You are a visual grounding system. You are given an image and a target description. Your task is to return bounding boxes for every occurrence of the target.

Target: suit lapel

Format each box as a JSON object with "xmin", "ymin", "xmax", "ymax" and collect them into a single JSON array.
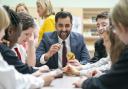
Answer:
[
  {"xmin": 48, "ymin": 31, "xmax": 58, "ymax": 45},
  {"xmin": 70, "ymin": 32, "xmax": 77, "ymax": 53},
  {"xmin": 49, "ymin": 31, "xmax": 59, "ymax": 67}
]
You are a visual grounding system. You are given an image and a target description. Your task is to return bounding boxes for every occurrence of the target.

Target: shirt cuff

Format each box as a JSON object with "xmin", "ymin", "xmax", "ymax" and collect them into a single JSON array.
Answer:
[
  {"xmin": 80, "ymin": 70, "xmax": 87, "ymax": 76},
  {"xmin": 40, "ymin": 54, "xmax": 47, "ymax": 64}
]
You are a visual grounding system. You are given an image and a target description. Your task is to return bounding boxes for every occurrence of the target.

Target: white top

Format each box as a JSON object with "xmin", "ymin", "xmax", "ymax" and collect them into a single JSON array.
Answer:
[
  {"xmin": 12, "ymin": 43, "xmax": 27, "ymax": 64},
  {"xmin": 40, "ymin": 35, "xmax": 71, "ymax": 68},
  {"xmin": 80, "ymin": 54, "xmax": 111, "ymax": 76},
  {"xmin": 0, "ymin": 53, "xmax": 44, "ymax": 89}
]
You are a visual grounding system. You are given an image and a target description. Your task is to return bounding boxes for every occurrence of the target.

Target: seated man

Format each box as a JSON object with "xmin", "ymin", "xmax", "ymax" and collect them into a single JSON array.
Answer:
[{"xmin": 36, "ymin": 11, "xmax": 90, "ymax": 69}]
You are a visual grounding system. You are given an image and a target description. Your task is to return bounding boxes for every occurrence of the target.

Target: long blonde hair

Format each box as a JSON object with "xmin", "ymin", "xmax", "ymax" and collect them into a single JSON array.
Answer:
[
  {"xmin": 0, "ymin": 6, "xmax": 10, "ymax": 31},
  {"xmin": 37, "ymin": 0, "xmax": 55, "ymax": 17}
]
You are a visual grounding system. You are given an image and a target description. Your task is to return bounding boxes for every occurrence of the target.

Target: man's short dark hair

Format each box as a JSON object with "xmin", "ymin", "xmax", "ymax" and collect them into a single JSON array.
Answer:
[
  {"xmin": 55, "ymin": 11, "xmax": 72, "ymax": 23},
  {"xmin": 96, "ymin": 11, "xmax": 109, "ymax": 21},
  {"xmin": 17, "ymin": 12, "xmax": 35, "ymax": 30}
]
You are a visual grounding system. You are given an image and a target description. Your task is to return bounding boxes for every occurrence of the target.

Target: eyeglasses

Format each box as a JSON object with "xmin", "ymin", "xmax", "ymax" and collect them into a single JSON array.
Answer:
[{"xmin": 56, "ymin": 23, "xmax": 72, "ymax": 28}]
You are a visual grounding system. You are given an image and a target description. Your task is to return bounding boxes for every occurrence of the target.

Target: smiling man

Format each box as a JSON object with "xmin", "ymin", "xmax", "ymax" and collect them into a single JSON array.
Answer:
[{"xmin": 36, "ymin": 11, "xmax": 90, "ymax": 69}]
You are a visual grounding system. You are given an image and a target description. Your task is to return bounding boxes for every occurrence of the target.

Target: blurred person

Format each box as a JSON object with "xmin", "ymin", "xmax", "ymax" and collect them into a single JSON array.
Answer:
[
  {"xmin": 36, "ymin": 0, "xmax": 55, "ymax": 44},
  {"xmin": 0, "ymin": 5, "xmax": 54, "ymax": 89},
  {"xmin": 2, "ymin": 5, "xmax": 48, "ymax": 75},
  {"xmin": 73, "ymin": 5, "xmax": 128, "ymax": 88},
  {"xmin": 15, "ymin": 3, "xmax": 39, "ymax": 48}
]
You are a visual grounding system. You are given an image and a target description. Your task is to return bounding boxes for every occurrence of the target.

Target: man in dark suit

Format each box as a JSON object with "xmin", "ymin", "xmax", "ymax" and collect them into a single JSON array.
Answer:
[
  {"xmin": 90, "ymin": 12, "xmax": 111, "ymax": 63},
  {"xmin": 36, "ymin": 11, "xmax": 90, "ymax": 69}
]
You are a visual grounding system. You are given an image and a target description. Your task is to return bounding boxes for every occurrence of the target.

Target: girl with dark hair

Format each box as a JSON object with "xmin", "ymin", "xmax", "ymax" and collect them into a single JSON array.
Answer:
[{"xmin": 0, "ymin": 5, "xmax": 54, "ymax": 89}]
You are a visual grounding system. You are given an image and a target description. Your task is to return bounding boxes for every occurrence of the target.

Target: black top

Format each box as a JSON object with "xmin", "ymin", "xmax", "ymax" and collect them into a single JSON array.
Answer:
[
  {"xmin": 90, "ymin": 38, "xmax": 107, "ymax": 63},
  {"xmin": 82, "ymin": 46, "xmax": 128, "ymax": 89},
  {"xmin": 0, "ymin": 44, "xmax": 37, "ymax": 74}
]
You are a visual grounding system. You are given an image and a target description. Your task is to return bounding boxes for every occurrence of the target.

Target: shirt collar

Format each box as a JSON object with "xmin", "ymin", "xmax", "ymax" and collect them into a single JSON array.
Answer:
[{"xmin": 58, "ymin": 34, "xmax": 70, "ymax": 44}]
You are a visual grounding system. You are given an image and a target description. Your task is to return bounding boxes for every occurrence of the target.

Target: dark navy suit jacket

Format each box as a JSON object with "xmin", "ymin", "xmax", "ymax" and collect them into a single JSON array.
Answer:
[{"xmin": 36, "ymin": 31, "xmax": 90, "ymax": 69}]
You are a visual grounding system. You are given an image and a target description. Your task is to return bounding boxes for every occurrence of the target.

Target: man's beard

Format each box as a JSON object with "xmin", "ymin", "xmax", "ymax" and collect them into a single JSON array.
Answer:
[{"xmin": 57, "ymin": 30, "xmax": 70, "ymax": 40}]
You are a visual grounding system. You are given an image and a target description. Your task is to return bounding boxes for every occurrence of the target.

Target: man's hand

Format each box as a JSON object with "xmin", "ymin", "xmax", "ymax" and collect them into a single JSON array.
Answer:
[{"xmin": 44, "ymin": 43, "xmax": 61, "ymax": 61}]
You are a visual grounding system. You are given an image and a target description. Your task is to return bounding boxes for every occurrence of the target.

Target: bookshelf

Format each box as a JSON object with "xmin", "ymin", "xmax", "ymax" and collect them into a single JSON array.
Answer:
[{"xmin": 83, "ymin": 8, "xmax": 110, "ymax": 57}]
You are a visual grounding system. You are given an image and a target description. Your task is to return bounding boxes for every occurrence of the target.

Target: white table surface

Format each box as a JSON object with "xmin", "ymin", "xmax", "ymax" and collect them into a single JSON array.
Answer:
[{"xmin": 43, "ymin": 75, "xmax": 81, "ymax": 89}]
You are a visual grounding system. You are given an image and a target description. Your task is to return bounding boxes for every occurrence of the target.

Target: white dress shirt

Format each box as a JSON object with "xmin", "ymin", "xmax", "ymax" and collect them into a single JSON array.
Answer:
[
  {"xmin": 12, "ymin": 43, "xmax": 27, "ymax": 64},
  {"xmin": 40, "ymin": 35, "xmax": 71, "ymax": 68},
  {"xmin": 0, "ymin": 53, "xmax": 44, "ymax": 89}
]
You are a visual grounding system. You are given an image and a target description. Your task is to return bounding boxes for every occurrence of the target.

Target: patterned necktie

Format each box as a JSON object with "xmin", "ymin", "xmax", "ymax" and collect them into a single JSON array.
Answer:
[{"xmin": 62, "ymin": 41, "xmax": 67, "ymax": 67}]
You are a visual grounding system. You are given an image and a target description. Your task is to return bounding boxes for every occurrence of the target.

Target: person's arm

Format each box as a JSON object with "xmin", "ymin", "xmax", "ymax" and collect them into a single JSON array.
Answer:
[
  {"xmin": 26, "ymin": 33, "xmax": 36, "ymax": 67},
  {"xmin": 0, "ymin": 54, "xmax": 44, "ymax": 89},
  {"xmin": 78, "ymin": 48, "xmax": 128, "ymax": 89},
  {"xmin": 36, "ymin": 34, "xmax": 61, "ymax": 67},
  {"xmin": 0, "ymin": 44, "xmax": 37, "ymax": 74}
]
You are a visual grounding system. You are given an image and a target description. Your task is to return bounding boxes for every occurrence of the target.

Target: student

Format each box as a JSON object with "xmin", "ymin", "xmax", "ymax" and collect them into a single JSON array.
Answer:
[
  {"xmin": 90, "ymin": 12, "xmax": 111, "ymax": 63},
  {"xmin": 36, "ymin": 0, "xmax": 55, "ymax": 44},
  {"xmin": 73, "ymin": 1, "xmax": 128, "ymax": 87},
  {"xmin": 36, "ymin": 11, "xmax": 90, "ymax": 69},
  {"xmin": 1, "ymin": 5, "xmax": 47, "ymax": 75},
  {"xmin": 15, "ymin": 3, "xmax": 39, "ymax": 48},
  {"xmin": 0, "ymin": 5, "xmax": 54, "ymax": 89}
]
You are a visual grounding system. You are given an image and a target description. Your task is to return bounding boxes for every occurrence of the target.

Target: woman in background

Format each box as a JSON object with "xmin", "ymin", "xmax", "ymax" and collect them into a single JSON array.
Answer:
[{"xmin": 36, "ymin": 0, "xmax": 55, "ymax": 44}]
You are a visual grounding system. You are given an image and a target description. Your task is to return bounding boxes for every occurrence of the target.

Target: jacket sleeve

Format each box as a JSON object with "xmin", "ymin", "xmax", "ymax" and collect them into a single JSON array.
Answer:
[
  {"xmin": 79, "ymin": 35, "xmax": 90, "ymax": 64},
  {"xmin": 36, "ymin": 33, "xmax": 48, "ymax": 67},
  {"xmin": 0, "ymin": 44, "xmax": 37, "ymax": 74}
]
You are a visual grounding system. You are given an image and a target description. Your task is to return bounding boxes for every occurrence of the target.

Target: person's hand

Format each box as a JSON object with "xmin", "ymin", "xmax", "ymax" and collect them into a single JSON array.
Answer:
[
  {"xmin": 32, "ymin": 70, "xmax": 44, "ymax": 77},
  {"xmin": 44, "ymin": 43, "xmax": 61, "ymax": 61},
  {"xmin": 68, "ymin": 59, "xmax": 82, "ymax": 67},
  {"xmin": 41, "ymin": 74, "xmax": 54, "ymax": 86},
  {"xmin": 73, "ymin": 76, "xmax": 88, "ymax": 88},
  {"xmin": 49, "ymin": 69, "xmax": 63, "ymax": 78},
  {"xmin": 85, "ymin": 69, "xmax": 103, "ymax": 77},
  {"xmin": 39, "ymin": 65, "xmax": 50, "ymax": 72},
  {"xmin": 63, "ymin": 64, "xmax": 80, "ymax": 76},
  {"xmin": 28, "ymin": 32, "xmax": 35, "ymax": 43}
]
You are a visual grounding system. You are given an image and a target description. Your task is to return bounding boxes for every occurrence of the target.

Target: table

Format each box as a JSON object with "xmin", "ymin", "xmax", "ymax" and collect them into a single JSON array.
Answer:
[{"xmin": 43, "ymin": 75, "xmax": 81, "ymax": 89}]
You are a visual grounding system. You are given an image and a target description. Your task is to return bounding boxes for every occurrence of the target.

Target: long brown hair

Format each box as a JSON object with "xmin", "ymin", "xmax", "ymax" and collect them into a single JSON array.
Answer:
[{"xmin": 109, "ymin": 26, "xmax": 125, "ymax": 64}]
